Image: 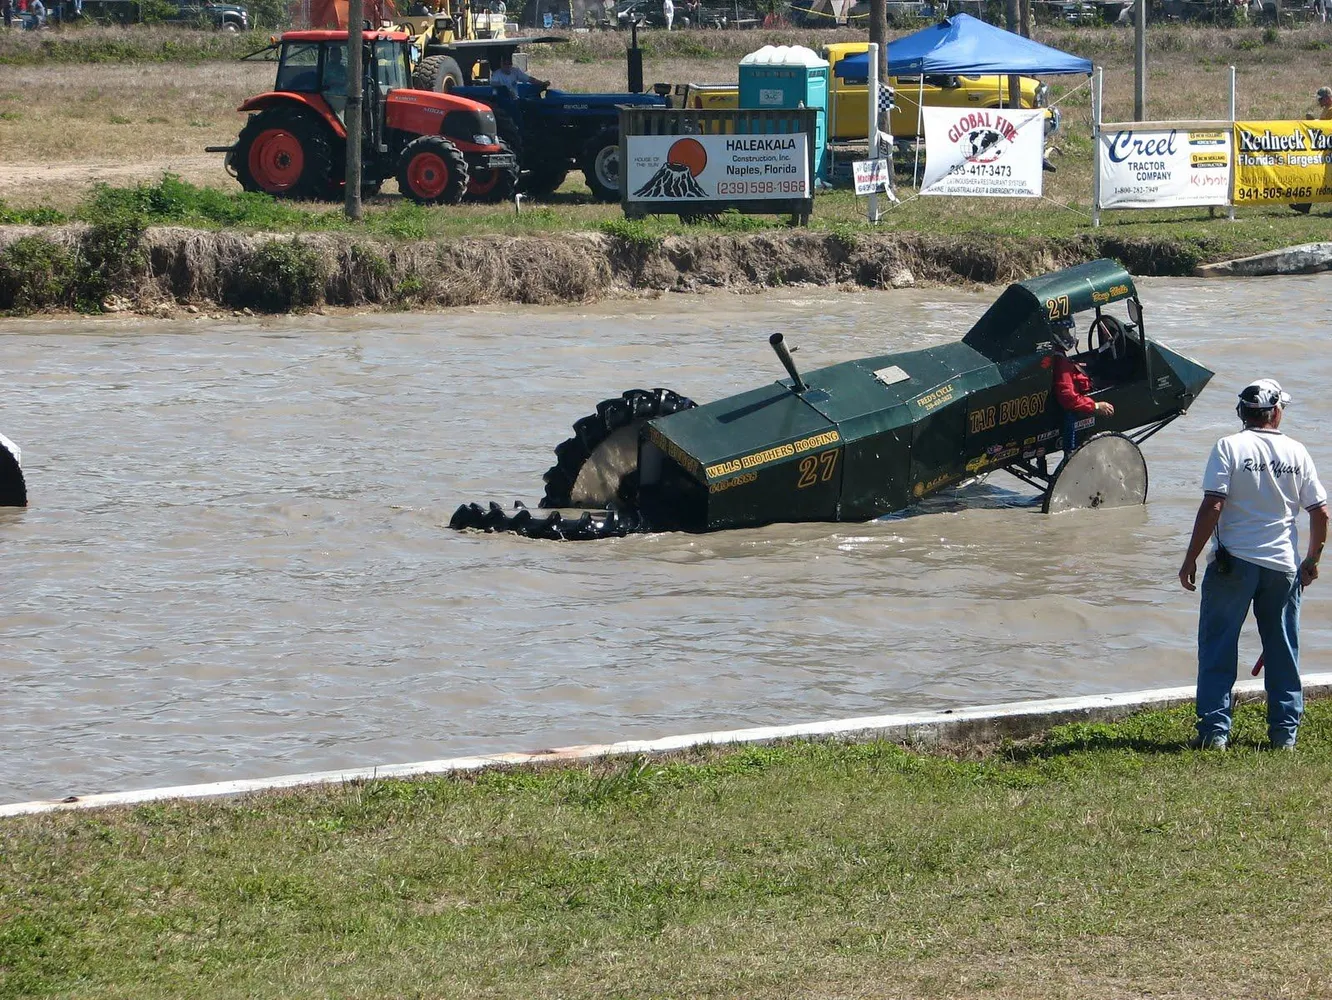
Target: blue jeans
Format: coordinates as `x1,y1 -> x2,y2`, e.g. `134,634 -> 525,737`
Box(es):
1197,555 -> 1303,744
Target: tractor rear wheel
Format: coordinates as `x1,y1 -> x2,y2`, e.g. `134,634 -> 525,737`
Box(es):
579,126 -> 622,202
466,141 -> 519,202
397,135 -> 469,205
234,108 -> 334,200
412,54 -> 464,92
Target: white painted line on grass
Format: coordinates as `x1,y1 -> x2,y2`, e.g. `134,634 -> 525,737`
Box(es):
6,673 -> 1330,819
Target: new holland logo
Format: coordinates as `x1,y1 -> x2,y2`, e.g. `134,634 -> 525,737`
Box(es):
946,112 -> 1019,163
634,138 -> 709,198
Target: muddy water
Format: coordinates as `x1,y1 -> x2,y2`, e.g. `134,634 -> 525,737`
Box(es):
2,279 -> 1329,803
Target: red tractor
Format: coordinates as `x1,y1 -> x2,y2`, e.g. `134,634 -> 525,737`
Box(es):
213,29 -> 517,204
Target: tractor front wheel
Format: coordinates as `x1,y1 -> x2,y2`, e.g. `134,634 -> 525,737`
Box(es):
234,108 -> 334,199
412,54 -> 464,93
466,141 -> 520,203
579,126 -> 622,202
397,135 -> 469,205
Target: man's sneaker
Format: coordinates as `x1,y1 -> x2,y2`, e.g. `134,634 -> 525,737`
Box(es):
1268,739 -> 1297,751
1188,734 -> 1228,751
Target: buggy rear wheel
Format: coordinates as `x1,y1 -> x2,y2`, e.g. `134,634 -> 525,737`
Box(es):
541,388 -> 696,509
1043,432 -> 1148,514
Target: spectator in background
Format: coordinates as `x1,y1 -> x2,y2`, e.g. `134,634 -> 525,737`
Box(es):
662,0 -> 674,28
28,0 -> 44,25
1316,0 -> 1327,22
2,0 -> 12,28
1316,86 -> 1332,119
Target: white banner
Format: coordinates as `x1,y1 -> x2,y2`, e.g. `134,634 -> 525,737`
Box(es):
852,158 -> 890,195
625,134 -> 810,202
1097,128 -> 1231,208
920,107 -> 1045,198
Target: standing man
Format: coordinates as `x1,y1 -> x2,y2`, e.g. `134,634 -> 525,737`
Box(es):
1178,379 -> 1327,750
662,0 -> 674,29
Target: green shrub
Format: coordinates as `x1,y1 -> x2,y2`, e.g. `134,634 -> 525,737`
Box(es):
231,239 -> 328,312
75,198 -> 148,310
0,236 -> 77,313
0,200 -> 67,226
600,217 -> 663,253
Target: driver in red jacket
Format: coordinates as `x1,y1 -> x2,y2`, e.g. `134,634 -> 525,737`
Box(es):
1047,317 -> 1114,450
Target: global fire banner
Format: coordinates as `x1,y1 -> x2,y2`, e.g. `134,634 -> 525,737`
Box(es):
1232,120 -> 1332,205
1097,127 -> 1231,208
624,134 -> 810,202
920,107 -> 1045,198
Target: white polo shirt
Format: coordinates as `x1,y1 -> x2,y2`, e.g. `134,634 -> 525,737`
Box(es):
1203,427 -> 1327,572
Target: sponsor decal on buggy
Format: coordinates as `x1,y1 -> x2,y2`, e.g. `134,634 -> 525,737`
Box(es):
705,430 -> 841,480
913,471 -> 956,497
708,471 -> 758,494
965,442 -> 1020,474
1073,416 -> 1096,431
646,425 -> 702,478
914,383 -> 956,412
968,390 -> 1050,434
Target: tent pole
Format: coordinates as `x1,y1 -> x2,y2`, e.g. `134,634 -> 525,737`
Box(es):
868,42 -> 879,223
1092,65 -> 1101,228
1228,65 -> 1236,222
912,74 -> 924,188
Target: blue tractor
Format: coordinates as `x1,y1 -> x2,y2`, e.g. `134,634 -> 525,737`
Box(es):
450,80 -> 669,200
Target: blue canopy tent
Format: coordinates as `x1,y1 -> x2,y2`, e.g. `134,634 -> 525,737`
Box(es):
834,14 -> 1093,79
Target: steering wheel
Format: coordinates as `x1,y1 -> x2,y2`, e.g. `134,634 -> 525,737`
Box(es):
1089,314 -> 1128,360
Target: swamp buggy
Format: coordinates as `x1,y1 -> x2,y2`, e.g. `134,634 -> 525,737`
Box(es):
451,259 -> 1214,541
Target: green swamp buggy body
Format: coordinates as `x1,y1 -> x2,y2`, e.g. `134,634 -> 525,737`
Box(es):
451,259 -> 1213,540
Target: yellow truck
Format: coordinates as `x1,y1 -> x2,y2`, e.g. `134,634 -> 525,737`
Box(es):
672,41 -> 1053,141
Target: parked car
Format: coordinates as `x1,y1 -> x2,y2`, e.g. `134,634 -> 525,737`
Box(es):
615,0 -> 749,26
824,41 -> 1054,140
163,2 -> 250,30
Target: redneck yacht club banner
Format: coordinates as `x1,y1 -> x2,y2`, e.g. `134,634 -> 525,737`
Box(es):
1097,127 -> 1231,209
625,134 -> 811,202
1232,120 -> 1332,205
920,107 -> 1046,198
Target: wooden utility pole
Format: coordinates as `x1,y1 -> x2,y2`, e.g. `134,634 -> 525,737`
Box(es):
1019,0 -> 1031,36
868,0 -> 889,145
1134,0 -> 1146,120
344,0 -> 364,220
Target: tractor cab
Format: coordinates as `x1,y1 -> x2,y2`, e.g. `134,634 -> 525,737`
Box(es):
271,32 -> 413,121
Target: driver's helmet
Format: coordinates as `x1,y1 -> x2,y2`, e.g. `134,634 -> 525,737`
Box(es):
1050,316 -> 1077,353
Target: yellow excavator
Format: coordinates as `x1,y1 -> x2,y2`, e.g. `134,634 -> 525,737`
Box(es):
391,0 -> 551,92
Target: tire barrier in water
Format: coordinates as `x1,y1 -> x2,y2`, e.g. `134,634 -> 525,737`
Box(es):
449,501 -> 653,541
539,388 -> 696,509
0,432 -> 26,508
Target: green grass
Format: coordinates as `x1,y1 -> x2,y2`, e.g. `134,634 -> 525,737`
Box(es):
12,173 -> 1332,274
0,24 -> 259,67
4,700 -> 1332,999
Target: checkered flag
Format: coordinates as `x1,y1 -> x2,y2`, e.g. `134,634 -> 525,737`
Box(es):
877,83 -> 896,114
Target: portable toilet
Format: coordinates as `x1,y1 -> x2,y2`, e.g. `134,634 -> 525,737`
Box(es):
738,44 -> 829,181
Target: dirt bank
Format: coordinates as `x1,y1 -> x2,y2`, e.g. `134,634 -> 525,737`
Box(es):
0,224 -> 1216,316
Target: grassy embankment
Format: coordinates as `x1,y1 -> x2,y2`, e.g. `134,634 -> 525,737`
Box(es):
2,23 -> 1331,313
4,700 -> 1332,999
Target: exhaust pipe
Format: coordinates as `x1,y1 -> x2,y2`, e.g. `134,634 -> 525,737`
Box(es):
769,333 -> 806,394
